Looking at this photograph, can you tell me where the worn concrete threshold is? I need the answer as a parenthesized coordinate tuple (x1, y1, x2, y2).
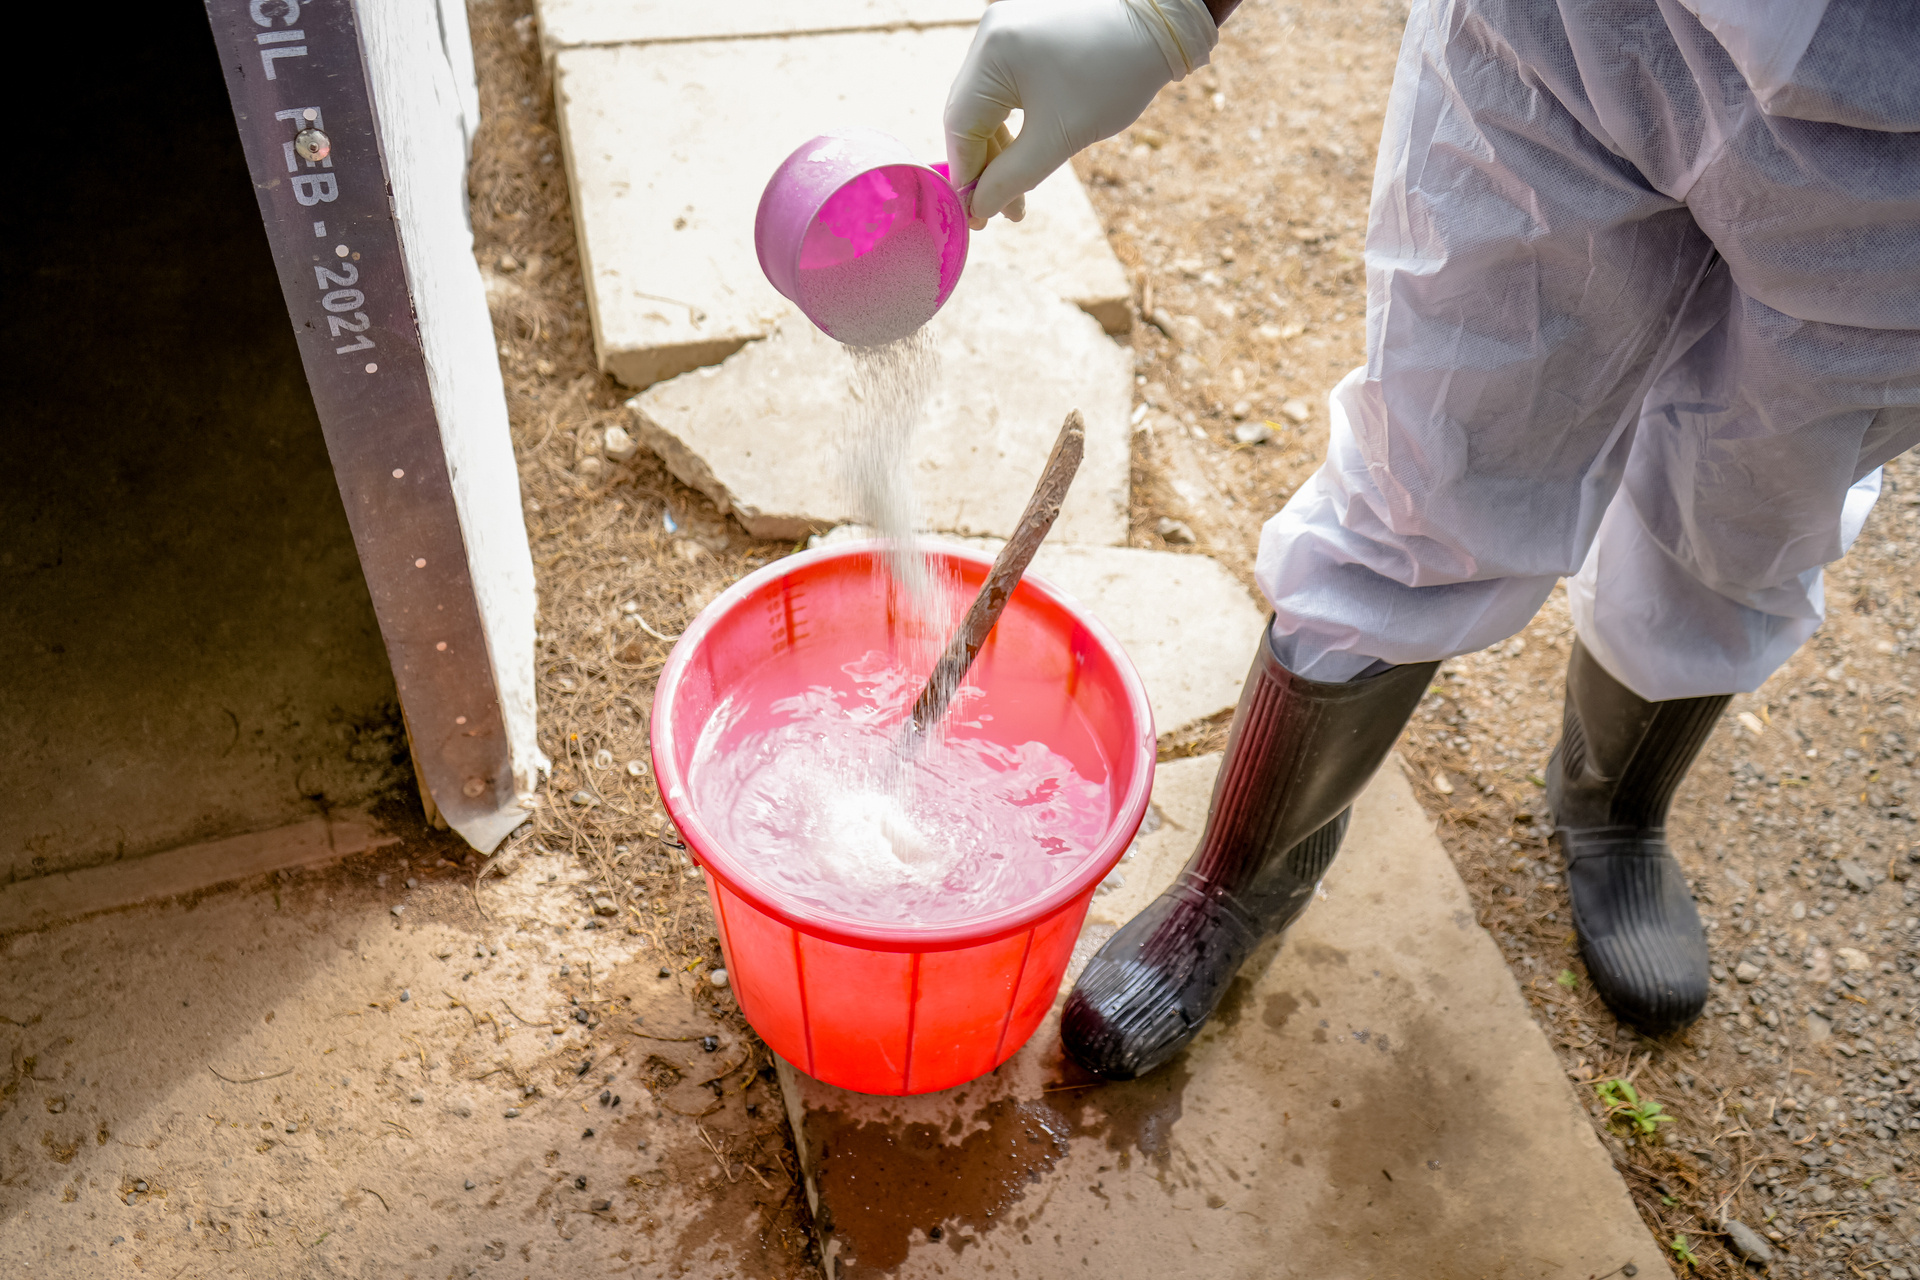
(0, 808, 396, 934)
(776, 755, 1654, 1279)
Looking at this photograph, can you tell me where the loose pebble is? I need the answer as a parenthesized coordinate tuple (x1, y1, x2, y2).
(1156, 517, 1196, 544)
(400, 989, 411, 1002)
(1723, 1220, 1774, 1263)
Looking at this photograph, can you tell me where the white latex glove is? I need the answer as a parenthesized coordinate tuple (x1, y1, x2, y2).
(945, 0, 1218, 229)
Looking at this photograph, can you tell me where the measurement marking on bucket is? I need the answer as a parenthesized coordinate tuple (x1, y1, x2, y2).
(991, 930, 1036, 1064)
(790, 931, 817, 1078)
(773, 577, 806, 651)
(900, 952, 923, 1094)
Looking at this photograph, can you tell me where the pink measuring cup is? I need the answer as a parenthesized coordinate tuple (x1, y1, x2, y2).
(755, 127, 969, 346)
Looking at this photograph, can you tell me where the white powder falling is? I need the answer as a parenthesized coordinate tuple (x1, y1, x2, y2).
(843, 327, 942, 613)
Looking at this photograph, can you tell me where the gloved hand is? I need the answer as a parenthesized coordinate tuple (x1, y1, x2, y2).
(945, 0, 1218, 229)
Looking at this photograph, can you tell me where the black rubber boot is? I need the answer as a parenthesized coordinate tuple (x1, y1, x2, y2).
(1061, 629, 1438, 1080)
(1547, 640, 1730, 1035)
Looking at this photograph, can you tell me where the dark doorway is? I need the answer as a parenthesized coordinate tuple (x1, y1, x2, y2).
(0, 9, 405, 880)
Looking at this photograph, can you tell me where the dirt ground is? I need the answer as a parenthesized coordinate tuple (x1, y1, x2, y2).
(457, 0, 1920, 1276)
(0, 807, 820, 1278)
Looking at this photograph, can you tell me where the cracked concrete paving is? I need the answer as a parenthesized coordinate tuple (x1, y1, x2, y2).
(777, 755, 1654, 1279)
(630, 263, 1134, 546)
(548, 11, 1130, 387)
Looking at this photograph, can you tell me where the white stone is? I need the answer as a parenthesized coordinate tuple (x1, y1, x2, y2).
(601, 424, 637, 461)
(777, 758, 1655, 1279)
(629, 262, 1131, 545)
(553, 26, 1131, 388)
(536, 0, 982, 51)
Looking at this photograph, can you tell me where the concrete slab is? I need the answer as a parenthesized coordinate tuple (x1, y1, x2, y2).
(1023, 545, 1264, 735)
(811, 527, 1267, 734)
(537, 0, 982, 51)
(629, 262, 1132, 545)
(553, 26, 1131, 388)
(776, 756, 1656, 1279)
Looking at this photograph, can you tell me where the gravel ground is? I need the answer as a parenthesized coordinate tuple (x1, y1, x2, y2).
(1077, 0, 1920, 1273)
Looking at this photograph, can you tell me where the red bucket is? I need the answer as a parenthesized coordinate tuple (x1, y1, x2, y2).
(651, 541, 1155, 1095)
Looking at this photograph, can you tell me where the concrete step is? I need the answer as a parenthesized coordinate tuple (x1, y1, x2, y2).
(775, 755, 1656, 1279)
(553, 24, 1132, 388)
(629, 262, 1133, 546)
(0, 810, 395, 934)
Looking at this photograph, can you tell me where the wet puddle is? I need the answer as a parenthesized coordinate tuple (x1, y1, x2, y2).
(805, 1053, 1195, 1274)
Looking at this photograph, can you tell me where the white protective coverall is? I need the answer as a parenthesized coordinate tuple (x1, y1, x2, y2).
(1259, 0, 1920, 700)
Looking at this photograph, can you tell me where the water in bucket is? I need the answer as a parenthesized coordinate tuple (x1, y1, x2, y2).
(687, 646, 1110, 925)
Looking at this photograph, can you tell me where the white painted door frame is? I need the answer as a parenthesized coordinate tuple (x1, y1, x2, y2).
(204, 0, 545, 852)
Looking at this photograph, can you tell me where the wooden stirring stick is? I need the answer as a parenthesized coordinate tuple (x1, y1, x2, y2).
(907, 410, 1085, 736)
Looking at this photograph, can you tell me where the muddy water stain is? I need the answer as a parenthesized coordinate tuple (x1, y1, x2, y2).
(1043, 1056, 1193, 1173)
(1262, 991, 1301, 1032)
(808, 1057, 1195, 1275)
(808, 1098, 1071, 1274)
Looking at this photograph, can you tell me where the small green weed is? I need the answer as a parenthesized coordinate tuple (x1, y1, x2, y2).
(1554, 969, 1579, 989)
(1594, 1079, 1675, 1136)
(1668, 1234, 1699, 1268)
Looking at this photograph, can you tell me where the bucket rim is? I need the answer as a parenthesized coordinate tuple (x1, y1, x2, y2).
(649, 539, 1157, 952)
